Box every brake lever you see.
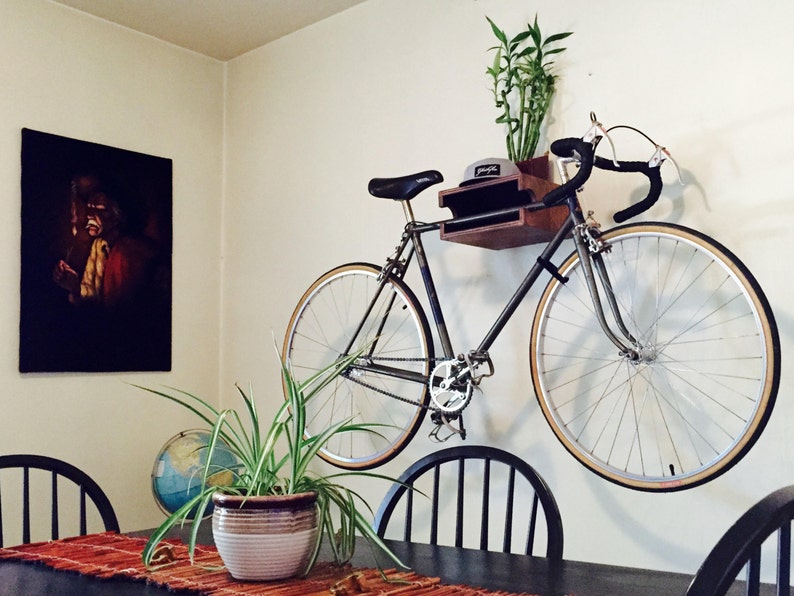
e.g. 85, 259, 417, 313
649, 145, 685, 185
583, 111, 619, 166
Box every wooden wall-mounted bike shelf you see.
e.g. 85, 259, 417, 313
438, 172, 566, 250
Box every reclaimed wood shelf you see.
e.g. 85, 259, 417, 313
438, 172, 566, 250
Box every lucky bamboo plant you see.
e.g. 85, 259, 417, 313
486, 14, 573, 162
133, 345, 405, 573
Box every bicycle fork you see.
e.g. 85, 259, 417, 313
573, 217, 640, 361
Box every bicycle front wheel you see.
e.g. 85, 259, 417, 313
283, 263, 432, 470
530, 223, 779, 491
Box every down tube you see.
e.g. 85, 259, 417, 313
477, 215, 576, 354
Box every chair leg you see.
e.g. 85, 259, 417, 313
746, 547, 761, 596
79, 488, 88, 536
480, 459, 490, 551
455, 459, 464, 548
777, 523, 791, 596
51, 472, 59, 540
22, 467, 31, 544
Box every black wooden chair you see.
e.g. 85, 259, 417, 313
374, 445, 564, 558
0, 454, 120, 547
686, 485, 794, 596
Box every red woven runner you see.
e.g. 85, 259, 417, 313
0, 532, 535, 595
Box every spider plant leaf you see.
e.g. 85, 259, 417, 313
302, 494, 328, 575
292, 417, 354, 480
353, 507, 409, 568
200, 409, 234, 486
142, 490, 207, 568
187, 489, 216, 564
233, 383, 260, 454
129, 384, 219, 427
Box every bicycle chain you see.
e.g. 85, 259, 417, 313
344, 355, 467, 414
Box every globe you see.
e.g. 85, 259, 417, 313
151, 429, 239, 519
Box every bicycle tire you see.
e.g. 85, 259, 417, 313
283, 263, 433, 470
530, 223, 780, 491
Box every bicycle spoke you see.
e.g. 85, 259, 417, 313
284, 264, 432, 469
532, 223, 778, 490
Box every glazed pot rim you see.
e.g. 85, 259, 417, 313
212, 490, 318, 510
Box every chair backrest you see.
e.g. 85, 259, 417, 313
686, 485, 794, 596
374, 445, 563, 559
0, 454, 120, 547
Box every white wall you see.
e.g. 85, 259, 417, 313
223, 0, 794, 575
3, 0, 792, 579
1, 0, 224, 534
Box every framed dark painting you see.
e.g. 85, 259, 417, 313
20, 129, 172, 372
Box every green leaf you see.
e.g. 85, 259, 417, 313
543, 31, 573, 46
509, 30, 531, 50
142, 487, 214, 568
491, 46, 502, 73
528, 16, 541, 47
133, 337, 411, 575
486, 16, 507, 46
544, 47, 567, 56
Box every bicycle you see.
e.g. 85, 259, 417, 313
283, 114, 780, 492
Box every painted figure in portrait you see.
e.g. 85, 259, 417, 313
20, 129, 172, 373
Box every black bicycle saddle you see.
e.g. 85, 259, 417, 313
368, 170, 443, 201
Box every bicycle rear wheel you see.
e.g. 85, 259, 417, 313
530, 223, 779, 491
283, 263, 432, 470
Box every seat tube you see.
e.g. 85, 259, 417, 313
412, 231, 454, 358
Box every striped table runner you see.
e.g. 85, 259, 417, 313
0, 532, 536, 595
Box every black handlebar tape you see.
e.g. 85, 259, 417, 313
542, 138, 595, 207
592, 156, 663, 223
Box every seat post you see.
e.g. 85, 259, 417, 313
401, 199, 416, 224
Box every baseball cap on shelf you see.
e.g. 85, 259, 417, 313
460, 158, 520, 187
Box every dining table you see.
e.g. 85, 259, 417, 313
0, 525, 708, 596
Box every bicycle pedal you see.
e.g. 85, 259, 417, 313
428, 412, 466, 442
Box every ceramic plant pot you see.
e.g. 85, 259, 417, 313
212, 491, 319, 581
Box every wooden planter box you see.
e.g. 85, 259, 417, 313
439, 157, 566, 250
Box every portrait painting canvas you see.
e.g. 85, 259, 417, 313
20, 129, 172, 373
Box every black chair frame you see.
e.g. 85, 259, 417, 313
687, 485, 794, 596
0, 454, 120, 547
374, 445, 563, 559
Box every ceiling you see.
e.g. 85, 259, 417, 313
50, 0, 368, 61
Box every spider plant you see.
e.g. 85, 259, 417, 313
486, 14, 573, 162
133, 345, 405, 574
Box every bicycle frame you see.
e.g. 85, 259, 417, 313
285, 117, 780, 488
345, 184, 640, 391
